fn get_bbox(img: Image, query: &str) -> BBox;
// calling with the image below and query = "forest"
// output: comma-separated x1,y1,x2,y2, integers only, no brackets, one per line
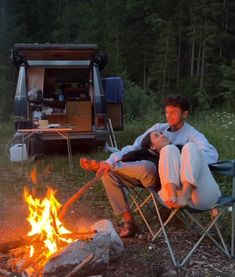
0,0,234,121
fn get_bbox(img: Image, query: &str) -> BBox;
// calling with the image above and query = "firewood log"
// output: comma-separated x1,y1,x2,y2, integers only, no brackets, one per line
0,238,28,253
0,234,40,253
59,175,101,221
0,267,11,276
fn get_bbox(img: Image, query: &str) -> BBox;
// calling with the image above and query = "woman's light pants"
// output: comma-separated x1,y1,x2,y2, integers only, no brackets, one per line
158,143,221,210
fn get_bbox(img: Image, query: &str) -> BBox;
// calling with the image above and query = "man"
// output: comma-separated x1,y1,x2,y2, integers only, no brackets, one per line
81,95,221,238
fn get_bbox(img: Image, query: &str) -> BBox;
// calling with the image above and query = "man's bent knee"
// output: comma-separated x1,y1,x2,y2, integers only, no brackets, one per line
139,161,157,188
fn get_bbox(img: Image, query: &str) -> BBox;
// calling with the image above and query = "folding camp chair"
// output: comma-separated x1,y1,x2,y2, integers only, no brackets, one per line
109,171,161,237
112,159,235,267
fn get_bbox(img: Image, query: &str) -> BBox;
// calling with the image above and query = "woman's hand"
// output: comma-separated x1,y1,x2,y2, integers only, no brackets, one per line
96,162,111,177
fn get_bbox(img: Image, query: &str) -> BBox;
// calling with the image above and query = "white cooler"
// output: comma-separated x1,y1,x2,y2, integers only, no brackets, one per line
10,144,28,162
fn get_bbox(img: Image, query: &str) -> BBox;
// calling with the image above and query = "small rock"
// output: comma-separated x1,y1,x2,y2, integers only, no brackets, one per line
161,268,177,277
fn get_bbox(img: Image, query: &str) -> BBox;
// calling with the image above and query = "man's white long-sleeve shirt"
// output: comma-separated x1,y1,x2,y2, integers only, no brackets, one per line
105,122,218,166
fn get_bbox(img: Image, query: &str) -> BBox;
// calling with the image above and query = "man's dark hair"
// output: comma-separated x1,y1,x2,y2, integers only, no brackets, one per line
141,132,152,149
164,95,190,112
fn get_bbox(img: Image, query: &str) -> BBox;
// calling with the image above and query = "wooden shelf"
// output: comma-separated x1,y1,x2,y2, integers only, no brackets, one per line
43,100,65,109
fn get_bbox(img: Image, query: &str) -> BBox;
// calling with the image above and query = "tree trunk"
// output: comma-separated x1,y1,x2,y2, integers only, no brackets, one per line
143,50,146,92
176,13,182,88
161,25,170,98
190,17,196,77
190,39,195,77
197,40,201,76
115,21,120,64
220,0,229,58
200,21,207,90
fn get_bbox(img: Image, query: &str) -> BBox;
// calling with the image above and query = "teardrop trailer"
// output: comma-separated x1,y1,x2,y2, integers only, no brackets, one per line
12,43,124,155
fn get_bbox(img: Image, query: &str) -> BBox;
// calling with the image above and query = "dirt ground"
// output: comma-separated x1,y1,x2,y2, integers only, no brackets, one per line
0,165,235,277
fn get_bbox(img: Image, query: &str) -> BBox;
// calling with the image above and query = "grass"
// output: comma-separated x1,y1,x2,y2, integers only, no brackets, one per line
189,111,235,160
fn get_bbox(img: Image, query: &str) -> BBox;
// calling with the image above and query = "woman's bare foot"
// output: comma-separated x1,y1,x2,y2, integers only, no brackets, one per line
164,183,178,208
165,183,177,200
176,181,193,207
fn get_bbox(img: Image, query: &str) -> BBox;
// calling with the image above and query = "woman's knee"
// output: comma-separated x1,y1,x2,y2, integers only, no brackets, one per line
161,144,180,157
182,142,198,150
182,142,201,157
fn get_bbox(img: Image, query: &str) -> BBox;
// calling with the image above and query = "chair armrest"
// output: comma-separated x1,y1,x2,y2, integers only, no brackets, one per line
209,159,235,177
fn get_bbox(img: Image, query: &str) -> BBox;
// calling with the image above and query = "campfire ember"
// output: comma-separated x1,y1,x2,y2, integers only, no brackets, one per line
0,186,96,276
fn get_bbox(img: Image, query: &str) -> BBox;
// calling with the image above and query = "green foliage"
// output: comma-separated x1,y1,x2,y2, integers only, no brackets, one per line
219,59,235,110
123,81,159,121
0,53,15,121
194,89,211,110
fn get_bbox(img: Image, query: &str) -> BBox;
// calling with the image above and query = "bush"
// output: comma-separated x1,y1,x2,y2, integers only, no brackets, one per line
123,81,159,121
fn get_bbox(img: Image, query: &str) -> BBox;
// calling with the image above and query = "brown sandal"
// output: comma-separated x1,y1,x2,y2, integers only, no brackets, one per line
119,222,138,238
80,157,100,172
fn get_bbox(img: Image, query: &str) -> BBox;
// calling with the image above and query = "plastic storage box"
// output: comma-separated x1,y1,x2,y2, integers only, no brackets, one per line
10,144,28,162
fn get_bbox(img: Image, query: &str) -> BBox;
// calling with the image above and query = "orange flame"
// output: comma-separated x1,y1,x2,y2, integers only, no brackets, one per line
24,187,75,261
30,167,38,185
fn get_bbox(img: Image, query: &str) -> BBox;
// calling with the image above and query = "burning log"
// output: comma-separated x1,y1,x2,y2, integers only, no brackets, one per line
0,267,11,276
0,235,40,254
60,230,97,241
59,175,101,221
0,238,27,254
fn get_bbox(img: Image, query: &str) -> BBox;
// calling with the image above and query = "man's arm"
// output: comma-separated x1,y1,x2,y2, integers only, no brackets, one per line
191,132,219,164
105,123,163,166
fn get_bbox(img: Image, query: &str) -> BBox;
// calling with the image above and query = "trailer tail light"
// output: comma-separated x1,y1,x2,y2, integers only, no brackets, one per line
95,114,107,129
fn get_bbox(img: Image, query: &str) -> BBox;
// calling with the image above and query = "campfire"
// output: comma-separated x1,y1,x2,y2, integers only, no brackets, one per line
0,186,96,276
0,169,124,277
25,187,96,266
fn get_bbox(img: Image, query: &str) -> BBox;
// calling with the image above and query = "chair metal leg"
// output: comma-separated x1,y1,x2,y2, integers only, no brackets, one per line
182,209,231,258
131,193,152,213
151,191,179,267
152,207,179,241
130,194,155,237
151,190,232,267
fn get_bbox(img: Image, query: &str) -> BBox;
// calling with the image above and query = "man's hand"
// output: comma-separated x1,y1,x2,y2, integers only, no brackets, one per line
96,161,111,177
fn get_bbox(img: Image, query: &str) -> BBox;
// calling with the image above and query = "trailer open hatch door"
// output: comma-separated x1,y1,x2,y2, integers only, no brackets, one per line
13,44,98,64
